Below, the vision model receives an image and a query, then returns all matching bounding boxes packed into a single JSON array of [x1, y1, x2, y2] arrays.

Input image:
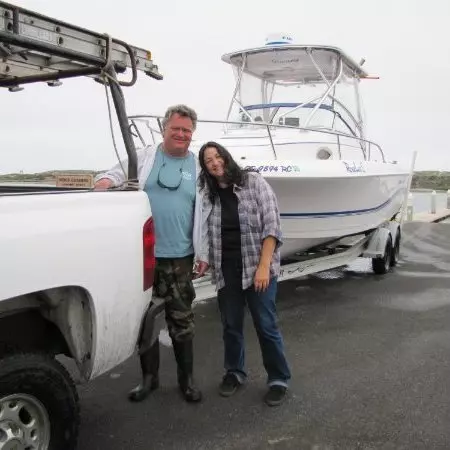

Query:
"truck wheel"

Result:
[[372, 234, 392, 275], [390, 230, 401, 267], [0, 353, 79, 450]]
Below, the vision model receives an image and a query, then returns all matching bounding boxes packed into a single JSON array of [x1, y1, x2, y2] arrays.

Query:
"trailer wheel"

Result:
[[372, 234, 392, 275], [0, 353, 79, 450], [390, 230, 401, 267]]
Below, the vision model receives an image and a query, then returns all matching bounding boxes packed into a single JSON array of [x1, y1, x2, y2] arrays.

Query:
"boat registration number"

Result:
[[243, 165, 301, 173]]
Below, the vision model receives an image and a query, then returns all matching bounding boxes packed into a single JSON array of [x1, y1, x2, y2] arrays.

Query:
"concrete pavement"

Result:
[[76, 222, 450, 450]]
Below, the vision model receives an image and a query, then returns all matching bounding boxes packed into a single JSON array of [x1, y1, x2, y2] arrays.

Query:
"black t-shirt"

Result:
[[218, 186, 242, 261]]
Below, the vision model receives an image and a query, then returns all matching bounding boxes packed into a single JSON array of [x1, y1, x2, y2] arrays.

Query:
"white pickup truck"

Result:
[[0, 3, 164, 449]]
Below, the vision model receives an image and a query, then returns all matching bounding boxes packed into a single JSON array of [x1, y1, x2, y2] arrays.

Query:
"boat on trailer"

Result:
[[129, 33, 411, 261]]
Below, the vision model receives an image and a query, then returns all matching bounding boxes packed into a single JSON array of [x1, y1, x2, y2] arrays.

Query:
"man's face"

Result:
[[163, 113, 194, 155]]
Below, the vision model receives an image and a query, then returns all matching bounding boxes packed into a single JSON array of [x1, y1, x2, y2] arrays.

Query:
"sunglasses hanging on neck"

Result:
[[157, 153, 184, 191]]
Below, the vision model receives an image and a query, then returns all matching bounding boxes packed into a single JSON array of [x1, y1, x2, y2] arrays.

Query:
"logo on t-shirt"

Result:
[[182, 171, 193, 181]]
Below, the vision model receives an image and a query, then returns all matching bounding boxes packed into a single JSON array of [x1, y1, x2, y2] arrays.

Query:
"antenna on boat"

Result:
[[264, 33, 294, 46]]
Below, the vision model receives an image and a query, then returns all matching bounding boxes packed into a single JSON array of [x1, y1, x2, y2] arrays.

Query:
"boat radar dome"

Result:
[[265, 33, 294, 46]]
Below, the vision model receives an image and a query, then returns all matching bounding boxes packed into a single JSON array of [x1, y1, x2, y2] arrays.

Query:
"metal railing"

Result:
[[128, 115, 386, 162]]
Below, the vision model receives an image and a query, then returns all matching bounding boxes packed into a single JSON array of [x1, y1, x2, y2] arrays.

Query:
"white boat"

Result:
[[129, 33, 411, 259]]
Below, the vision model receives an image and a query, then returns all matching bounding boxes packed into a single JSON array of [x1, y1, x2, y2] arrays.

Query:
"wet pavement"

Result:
[[76, 222, 450, 450]]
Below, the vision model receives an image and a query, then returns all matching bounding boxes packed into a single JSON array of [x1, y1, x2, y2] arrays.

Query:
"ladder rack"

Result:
[[0, 1, 163, 89]]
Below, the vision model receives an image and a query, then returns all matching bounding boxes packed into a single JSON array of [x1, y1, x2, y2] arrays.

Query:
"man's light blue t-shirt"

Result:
[[144, 147, 196, 258]]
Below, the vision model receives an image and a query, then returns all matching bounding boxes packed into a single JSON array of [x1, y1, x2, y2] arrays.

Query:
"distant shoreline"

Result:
[[411, 188, 450, 193]]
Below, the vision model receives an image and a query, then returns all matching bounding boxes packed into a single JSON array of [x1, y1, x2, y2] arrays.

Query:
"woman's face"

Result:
[[203, 146, 225, 179]]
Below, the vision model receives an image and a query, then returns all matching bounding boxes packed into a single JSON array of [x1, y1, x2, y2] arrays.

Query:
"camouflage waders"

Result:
[[153, 255, 196, 342], [129, 254, 202, 403]]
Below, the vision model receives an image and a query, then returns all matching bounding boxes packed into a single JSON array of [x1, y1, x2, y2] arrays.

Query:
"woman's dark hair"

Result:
[[198, 141, 251, 203]]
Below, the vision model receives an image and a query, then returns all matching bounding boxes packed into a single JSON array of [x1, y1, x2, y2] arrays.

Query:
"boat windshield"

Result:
[[232, 102, 357, 135], [225, 48, 364, 138]]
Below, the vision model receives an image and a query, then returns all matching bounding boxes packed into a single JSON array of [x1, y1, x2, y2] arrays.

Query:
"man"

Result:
[[94, 104, 208, 403]]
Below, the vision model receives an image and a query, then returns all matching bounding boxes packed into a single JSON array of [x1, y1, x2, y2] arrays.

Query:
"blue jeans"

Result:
[[217, 259, 291, 387]]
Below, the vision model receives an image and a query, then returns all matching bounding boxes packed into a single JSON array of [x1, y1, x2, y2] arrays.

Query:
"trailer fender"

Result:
[[362, 227, 393, 259]]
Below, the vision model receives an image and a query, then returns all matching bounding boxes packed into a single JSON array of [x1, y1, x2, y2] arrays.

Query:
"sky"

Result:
[[1, 0, 450, 173]]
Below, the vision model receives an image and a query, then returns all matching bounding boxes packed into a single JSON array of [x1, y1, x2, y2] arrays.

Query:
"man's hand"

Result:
[[254, 263, 270, 292], [194, 260, 209, 279], [93, 178, 114, 191]]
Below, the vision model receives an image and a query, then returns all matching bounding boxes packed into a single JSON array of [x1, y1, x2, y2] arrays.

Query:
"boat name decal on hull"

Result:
[[343, 161, 365, 173], [244, 165, 301, 173]]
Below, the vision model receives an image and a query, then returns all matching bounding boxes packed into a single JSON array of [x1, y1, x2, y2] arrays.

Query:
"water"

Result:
[[411, 191, 449, 214]]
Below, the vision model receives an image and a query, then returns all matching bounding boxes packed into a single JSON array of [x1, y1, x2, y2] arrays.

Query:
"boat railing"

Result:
[[128, 115, 386, 162]]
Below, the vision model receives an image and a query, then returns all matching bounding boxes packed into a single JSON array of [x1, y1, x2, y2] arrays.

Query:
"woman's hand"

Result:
[[254, 263, 270, 292], [254, 236, 276, 292]]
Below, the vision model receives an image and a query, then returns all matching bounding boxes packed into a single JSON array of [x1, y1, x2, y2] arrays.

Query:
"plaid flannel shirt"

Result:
[[203, 172, 282, 291]]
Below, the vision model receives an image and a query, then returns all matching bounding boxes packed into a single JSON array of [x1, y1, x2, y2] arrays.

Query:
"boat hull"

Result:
[[238, 159, 409, 258], [187, 134, 410, 259]]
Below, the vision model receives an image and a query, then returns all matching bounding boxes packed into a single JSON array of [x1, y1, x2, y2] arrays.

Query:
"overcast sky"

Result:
[[1, 0, 449, 173]]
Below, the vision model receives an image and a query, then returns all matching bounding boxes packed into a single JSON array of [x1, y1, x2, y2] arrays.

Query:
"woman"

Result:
[[198, 141, 291, 407]]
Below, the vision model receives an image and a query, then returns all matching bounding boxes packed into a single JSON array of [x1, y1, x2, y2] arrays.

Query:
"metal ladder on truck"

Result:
[[0, 0, 163, 181]]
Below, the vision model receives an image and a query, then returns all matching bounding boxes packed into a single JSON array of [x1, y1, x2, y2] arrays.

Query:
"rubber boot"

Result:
[[172, 339, 202, 403], [128, 340, 160, 402]]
